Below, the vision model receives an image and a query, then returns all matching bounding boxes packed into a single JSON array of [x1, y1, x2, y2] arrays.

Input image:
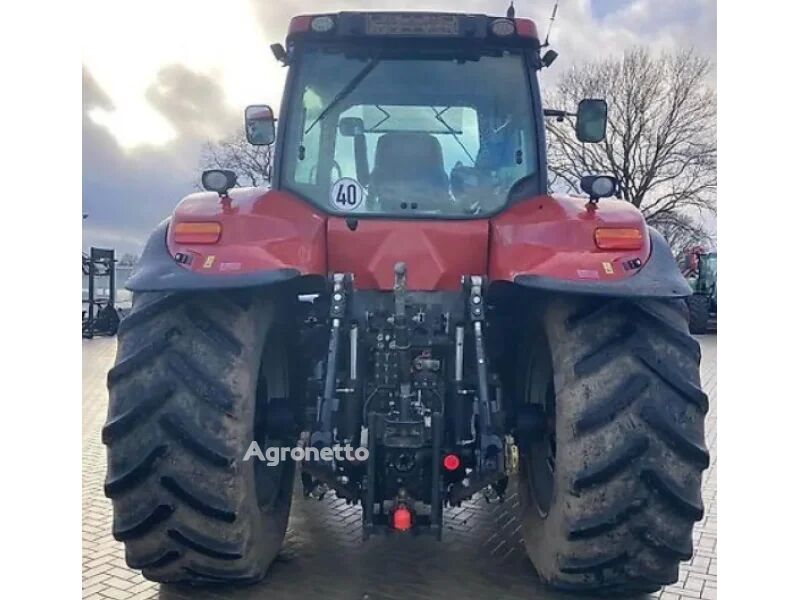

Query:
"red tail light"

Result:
[[289, 15, 313, 34], [392, 506, 413, 531], [443, 454, 461, 471], [514, 18, 538, 38]]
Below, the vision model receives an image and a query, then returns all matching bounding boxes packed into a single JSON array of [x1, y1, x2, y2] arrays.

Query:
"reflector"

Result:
[[173, 222, 222, 245], [594, 228, 644, 251], [289, 15, 313, 34], [392, 506, 413, 531], [443, 454, 461, 471], [514, 18, 538, 38]]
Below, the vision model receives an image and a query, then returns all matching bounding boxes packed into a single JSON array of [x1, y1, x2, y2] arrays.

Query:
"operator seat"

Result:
[[368, 132, 451, 211]]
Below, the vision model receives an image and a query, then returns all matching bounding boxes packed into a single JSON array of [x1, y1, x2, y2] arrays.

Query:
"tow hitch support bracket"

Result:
[[311, 272, 351, 450], [304, 273, 362, 503], [467, 276, 504, 474], [448, 276, 506, 506]]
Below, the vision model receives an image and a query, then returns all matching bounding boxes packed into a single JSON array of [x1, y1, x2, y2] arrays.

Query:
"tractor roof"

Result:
[[286, 12, 539, 47]]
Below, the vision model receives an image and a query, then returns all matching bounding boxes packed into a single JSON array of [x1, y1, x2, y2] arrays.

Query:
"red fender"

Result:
[[168, 188, 327, 276], [129, 187, 688, 298], [489, 194, 650, 283]]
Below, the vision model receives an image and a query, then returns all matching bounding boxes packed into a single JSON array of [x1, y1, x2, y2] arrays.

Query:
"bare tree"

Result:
[[118, 253, 139, 266], [545, 47, 716, 252], [648, 211, 713, 256], [200, 129, 272, 187]]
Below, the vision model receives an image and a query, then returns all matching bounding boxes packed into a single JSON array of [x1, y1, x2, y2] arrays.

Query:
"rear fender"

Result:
[[489, 194, 690, 298], [126, 188, 327, 292]]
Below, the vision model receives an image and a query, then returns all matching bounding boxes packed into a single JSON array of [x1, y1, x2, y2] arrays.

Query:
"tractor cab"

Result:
[[696, 252, 717, 294], [247, 12, 605, 220]]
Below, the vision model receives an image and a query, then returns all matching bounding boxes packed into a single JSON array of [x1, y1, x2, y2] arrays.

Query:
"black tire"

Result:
[[517, 296, 709, 595], [103, 289, 297, 584], [686, 294, 709, 334]]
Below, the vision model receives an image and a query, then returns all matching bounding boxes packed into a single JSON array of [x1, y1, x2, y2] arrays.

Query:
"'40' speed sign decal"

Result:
[[330, 178, 365, 212]]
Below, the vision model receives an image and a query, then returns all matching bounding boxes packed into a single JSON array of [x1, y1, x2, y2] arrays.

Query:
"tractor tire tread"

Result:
[[519, 297, 709, 594], [103, 290, 292, 584]]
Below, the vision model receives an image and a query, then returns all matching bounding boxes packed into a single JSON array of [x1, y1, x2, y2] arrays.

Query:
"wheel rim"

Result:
[[523, 337, 557, 517], [253, 337, 294, 512]]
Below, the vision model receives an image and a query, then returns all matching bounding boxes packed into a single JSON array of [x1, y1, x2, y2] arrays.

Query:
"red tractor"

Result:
[[104, 10, 708, 595]]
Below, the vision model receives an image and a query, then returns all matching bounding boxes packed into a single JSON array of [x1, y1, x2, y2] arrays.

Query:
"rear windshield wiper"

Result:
[[304, 57, 381, 135], [433, 107, 475, 165]]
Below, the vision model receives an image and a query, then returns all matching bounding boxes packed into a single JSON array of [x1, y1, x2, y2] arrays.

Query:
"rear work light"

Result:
[[594, 228, 644, 251], [173, 222, 222, 245]]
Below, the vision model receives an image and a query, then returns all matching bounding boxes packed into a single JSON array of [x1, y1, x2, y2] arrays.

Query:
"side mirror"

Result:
[[541, 49, 558, 68], [580, 175, 618, 202], [339, 117, 365, 137], [245, 105, 276, 146], [575, 98, 608, 143], [202, 169, 237, 196]]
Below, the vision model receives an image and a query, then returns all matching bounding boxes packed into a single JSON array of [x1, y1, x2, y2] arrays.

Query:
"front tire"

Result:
[[517, 296, 709, 594], [103, 289, 296, 584]]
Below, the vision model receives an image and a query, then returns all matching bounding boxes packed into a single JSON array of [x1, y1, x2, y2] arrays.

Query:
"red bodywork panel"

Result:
[[168, 188, 327, 276], [490, 194, 650, 283], [167, 189, 649, 291], [327, 218, 489, 291]]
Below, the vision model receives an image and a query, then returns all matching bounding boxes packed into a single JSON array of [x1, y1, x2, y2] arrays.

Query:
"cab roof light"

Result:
[[173, 222, 222, 245], [514, 18, 538, 38], [594, 228, 644, 251], [289, 14, 336, 35], [288, 15, 313, 34], [490, 18, 516, 37], [311, 15, 336, 33]]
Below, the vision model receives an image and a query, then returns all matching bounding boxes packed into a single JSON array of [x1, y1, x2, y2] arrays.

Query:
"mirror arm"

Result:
[[543, 108, 576, 122]]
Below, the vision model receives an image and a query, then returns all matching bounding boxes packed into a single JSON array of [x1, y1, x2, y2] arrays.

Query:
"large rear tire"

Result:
[[517, 296, 709, 594], [687, 294, 709, 334], [103, 289, 297, 584]]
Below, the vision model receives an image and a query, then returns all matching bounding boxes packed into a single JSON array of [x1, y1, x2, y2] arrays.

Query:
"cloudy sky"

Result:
[[82, 0, 716, 254]]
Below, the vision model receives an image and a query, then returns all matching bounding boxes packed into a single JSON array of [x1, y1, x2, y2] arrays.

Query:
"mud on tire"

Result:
[[517, 296, 709, 594], [103, 289, 297, 584]]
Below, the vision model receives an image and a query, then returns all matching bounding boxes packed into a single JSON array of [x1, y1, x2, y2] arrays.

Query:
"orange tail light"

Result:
[[594, 228, 644, 250], [173, 222, 222, 244]]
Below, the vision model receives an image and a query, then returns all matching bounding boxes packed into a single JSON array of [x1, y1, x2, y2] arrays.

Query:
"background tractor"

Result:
[[683, 246, 717, 333], [103, 9, 708, 595]]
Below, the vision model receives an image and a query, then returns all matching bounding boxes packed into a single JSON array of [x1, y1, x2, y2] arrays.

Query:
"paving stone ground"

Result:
[[83, 335, 717, 600]]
